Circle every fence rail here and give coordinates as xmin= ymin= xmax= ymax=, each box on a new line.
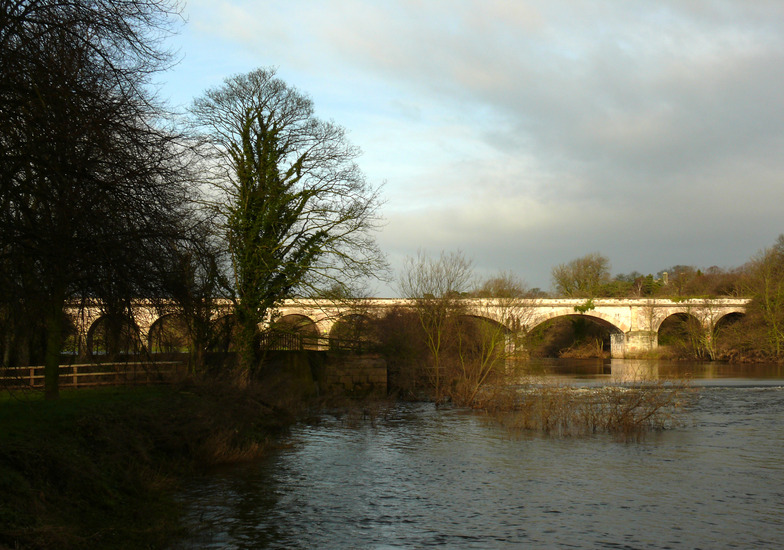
xmin=2 ymin=333 xmax=371 ymax=390
xmin=0 ymin=361 xmax=187 ymax=389
xmin=259 ymin=331 xmax=369 ymax=352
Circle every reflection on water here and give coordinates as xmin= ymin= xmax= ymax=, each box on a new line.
xmin=172 ymin=361 xmax=784 ymax=549
xmin=531 ymin=358 xmax=784 ymax=386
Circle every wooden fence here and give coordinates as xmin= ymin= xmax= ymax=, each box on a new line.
xmin=1 ymin=333 xmax=371 ymax=390
xmin=0 ymin=361 xmax=187 ymax=390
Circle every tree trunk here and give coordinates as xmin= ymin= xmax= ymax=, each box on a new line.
xmin=44 ymin=297 xmax=65 ymax=400
xmin=235 ymin=303 xmax=260 ymax=377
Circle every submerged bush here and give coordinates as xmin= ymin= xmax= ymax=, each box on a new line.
xmin=478 ymin=376 xmax=695 ymax=437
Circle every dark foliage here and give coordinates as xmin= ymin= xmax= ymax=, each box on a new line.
xmin=0 ymin=1 xmax=191 ymax=397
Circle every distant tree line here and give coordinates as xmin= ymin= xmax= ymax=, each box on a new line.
xmin=548 ymin=243 xmax=784 ymax=361
xmin=550 ymin=251 xmax=747 ymax=299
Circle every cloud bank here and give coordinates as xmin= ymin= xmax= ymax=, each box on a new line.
xmin=167 ymin=0 xmax=784 ymax=294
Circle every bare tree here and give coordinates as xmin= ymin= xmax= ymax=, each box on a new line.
xmin=0 ymin=0 xmax=190 ymax=398
xmin=551 ymin=252 xmax=611 ymax=297
xmin=189 ymin=68 xmax=386 ymax=371
xmin=157 ymin=216 xmax=232 ymax=370
xmin=743 ymin=236 xmax=784 ymax=358
xmin=474 ymin=270 xmax=529 ymax=299
xmin=451 ymin=271 xmax=540 ymax=405
xmin=398 ymin=250 xmax=473 ymax=402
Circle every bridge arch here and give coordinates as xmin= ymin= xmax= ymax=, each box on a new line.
xmin=456 ymin=314 xmax=512 ymax=339
xmin=148 ymin=314 xmax=190 ymax=353
xmin=657 ymin=312 xmax=701 ymax=348
xmin=274 ymin=314 xmax=320 ymax=335
xmin=271 ymin=314 xmax=321 ymax=350
xmin=86 ymin=315 xmax=142 ymax=356
xmin=329 ymin=313 xmax=376 ymax=350
xmin=454 ymin=314 xmax=515 ymax=357
xmin=528 ymin=310 xmax=626 ymax=334
xmin=457 ymin=313 xmax=509 ymax=326
xmin=210 ymin=314 xmax=239 ymax=352
xmin=525 ymin=312 xmax=626 ymax=358
xmin=715 ymin=311 xmax=745 ymax=331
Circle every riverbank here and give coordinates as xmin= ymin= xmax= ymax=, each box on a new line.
xmin=0 ymin=380 xmax=301 ymax=549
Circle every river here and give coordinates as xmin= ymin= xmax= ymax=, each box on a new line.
xmin=172 ymin=360 xmax=784 ymax=549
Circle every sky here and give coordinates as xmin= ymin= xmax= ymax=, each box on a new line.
xmin=160 ymin=0 xmax=784 ymax=296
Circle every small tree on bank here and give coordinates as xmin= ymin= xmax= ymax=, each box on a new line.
xmin=190 ymin=68 xmax=386 ymax=371
xmin=399 ymin=250 xmax=473 ymax=403
xmin=398 ymin=259 xmax=537 ymax=405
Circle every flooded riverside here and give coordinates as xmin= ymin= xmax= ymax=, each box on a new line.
xmin=172 ymin=360 xmax=784 ymax=549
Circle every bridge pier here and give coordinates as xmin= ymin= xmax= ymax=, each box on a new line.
xmin=619 ymin=330 xmax=658 ymax=358
xmin=610 ymin=333 xmax=625 ymax=358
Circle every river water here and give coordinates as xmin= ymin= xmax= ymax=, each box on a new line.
xmin=172 ymin=360 xmax=784 ymax=549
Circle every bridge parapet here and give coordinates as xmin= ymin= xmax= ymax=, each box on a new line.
xmin=64 ymin=297 xmax=750 ymax=358
xmin=274 ymin=297 xmax=750 ymax=358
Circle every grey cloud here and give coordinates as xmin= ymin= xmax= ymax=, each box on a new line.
xmin=176 ymin=1 xmax=784 ymax=294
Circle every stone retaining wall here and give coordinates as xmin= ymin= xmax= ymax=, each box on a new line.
xmin=261 ymin=351 xmax=387 ymax=397
xmin=315 ymin=353 xmax=387 ymax=396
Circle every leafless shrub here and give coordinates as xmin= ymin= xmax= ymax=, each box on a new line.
xmin=478 ymin=374 xmax=695 ymax=437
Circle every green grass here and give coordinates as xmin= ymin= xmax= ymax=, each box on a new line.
xmin=0 ymin=383 xmax=295 ymax=549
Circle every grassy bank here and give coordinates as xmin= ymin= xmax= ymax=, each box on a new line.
xmin=0 ymin=381 xmax=298 ymax=549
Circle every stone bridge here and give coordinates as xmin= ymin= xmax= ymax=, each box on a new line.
xmin=67 ymin=297 xmax=749 ymax=359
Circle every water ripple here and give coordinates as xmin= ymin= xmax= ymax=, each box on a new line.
xmin=173 ymin=385 xmax=784 ymax=549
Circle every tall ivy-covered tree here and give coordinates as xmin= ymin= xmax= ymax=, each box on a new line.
xmin=190 ymin=68 xmax=385 ymax=370
xmin=0 ymin=0 xmax=189 ymax=399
